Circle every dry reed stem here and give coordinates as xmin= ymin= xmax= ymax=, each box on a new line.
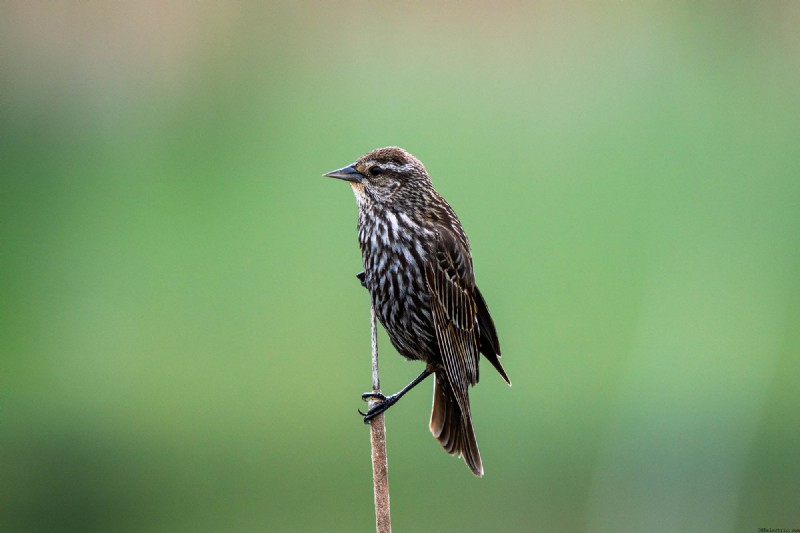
xmin=369 ymin=305 xmax=391 ymax=533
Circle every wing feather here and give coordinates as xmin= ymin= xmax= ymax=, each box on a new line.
xmin=425 ymin=229 xmax=480 ymax=417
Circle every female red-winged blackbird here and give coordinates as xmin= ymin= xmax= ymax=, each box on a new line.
xmin=325 ymin=147 xmax=510 ymax=477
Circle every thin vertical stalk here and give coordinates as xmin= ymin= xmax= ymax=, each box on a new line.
xmin=369 ymin=304 xmax=391 ymax=533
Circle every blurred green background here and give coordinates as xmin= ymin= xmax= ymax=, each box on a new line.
xmin=2 ymin=2 xmax=799 ymax=532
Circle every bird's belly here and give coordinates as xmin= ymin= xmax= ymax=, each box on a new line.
xmin=366 ymin=267 xmax=437 ymax=362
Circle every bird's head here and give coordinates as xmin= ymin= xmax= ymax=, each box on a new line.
xmin=324 ymin=147 xmax=432 ymax=207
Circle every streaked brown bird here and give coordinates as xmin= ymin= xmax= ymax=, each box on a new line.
xmin=324 ymin=147 xmax=510 ymax=476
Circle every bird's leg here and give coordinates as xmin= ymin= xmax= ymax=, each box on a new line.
xmin=359 ymin=366 xmax=434 ymax=423
xmin=356 ymin=271 xmax=367 ymax=289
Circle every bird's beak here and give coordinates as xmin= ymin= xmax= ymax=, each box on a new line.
xmin=323 ymin=164 xmax=363 ymax=183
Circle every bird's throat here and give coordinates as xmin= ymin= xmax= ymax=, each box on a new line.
xmin=350 ymin=182 xmax=367 ymax=208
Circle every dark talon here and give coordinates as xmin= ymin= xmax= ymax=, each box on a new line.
xmin=358 ymin=392 xmax=398 ymax=423
xmin=356 ymin=271 xmax=367 ymax=288
xmin=362 ymin=391 xmax=386 ymax=402
xmin=356 ymin=369 xmax=435 ymax=424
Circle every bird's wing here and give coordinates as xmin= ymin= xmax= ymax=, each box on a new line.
xmin=424 ymin=227 xmax=480 ymax=417
xmin=475 ymin=286 xmax=510 ymax=385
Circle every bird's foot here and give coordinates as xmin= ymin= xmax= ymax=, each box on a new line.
xmin=358 ymin=391 xmax=398 ymax=423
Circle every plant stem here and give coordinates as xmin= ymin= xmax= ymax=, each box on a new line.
xmin=369 ymin=304 xmax=391 ymax=533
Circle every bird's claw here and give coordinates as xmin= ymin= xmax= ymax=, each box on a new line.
xmin=358 ymin=392 xmax=397 ymax=423
xmin=362 ymin=391 xmax=386 ymax=401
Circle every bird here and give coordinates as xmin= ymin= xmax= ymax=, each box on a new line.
xmin=324 ymin=147 xmax=510 ymax=477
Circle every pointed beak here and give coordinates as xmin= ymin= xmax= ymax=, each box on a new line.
xmin=323 ymin=164 xmax=363 ymax=183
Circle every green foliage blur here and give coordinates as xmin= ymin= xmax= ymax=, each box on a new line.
xmin=2 ymin=3 xmax=798 ymax=532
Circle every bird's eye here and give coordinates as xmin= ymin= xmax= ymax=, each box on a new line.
xmin=368 ymin=165 xmax=383 ymax=176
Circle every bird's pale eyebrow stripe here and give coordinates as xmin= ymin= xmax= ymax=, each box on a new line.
xmin=380 ymin=162 xmax=414 ymax=173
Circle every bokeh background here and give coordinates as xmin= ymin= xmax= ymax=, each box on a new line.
xmin=2 ymin=2 xmax=799 ymax=532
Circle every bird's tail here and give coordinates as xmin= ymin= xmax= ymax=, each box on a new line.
xmin=429 ymin=373 xmax=483 ymax=477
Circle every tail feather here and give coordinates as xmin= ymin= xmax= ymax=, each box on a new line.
xmin=429 ymin=374 xmax=483 ymax=476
